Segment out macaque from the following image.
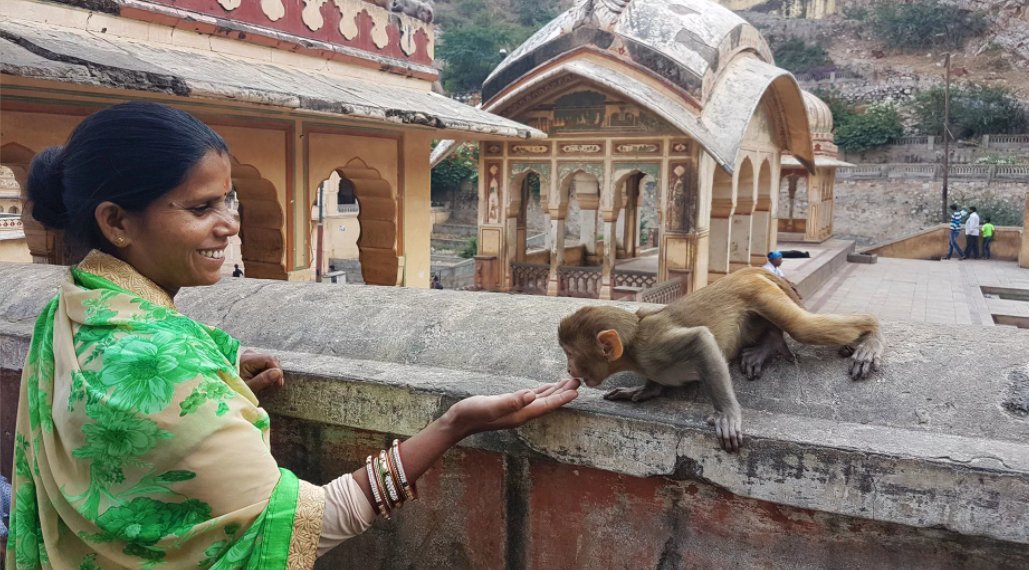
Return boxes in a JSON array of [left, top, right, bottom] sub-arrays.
[[390, 0, 434, 23], [558, 268, 884, 452]]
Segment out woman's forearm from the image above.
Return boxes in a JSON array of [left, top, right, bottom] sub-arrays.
[[350, 412, 466, 506]]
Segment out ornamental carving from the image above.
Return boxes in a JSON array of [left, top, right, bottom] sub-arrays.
[[484, 143, 503, 156], [144, 0, 435, 66], [485, 162, 502, 224], [669, 140, 691, 154], [666, 162, 696, 233], [559, 143, 603, 155], [614, 142, 661, 155], [510, 143, 550, 155]]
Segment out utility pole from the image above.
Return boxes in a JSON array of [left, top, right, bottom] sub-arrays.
[[941, 53, 951, 222]]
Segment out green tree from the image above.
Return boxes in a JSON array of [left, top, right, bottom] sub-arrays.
[[912, 84, 1028, 140], [871, 0, 986, 51], [431, 142, 479, 199], [834, 104, 904, 153], [438, 25, 519, 94]]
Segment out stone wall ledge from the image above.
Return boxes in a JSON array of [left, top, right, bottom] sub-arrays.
[[1, 262, 1028, 548]]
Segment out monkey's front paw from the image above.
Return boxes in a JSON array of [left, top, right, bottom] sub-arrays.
[[705, 410, 744, 452], [847, 335, 884, 380], [604, 383, 663, 402]]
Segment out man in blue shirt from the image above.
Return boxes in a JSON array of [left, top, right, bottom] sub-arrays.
[[945, 204, 966, 260]]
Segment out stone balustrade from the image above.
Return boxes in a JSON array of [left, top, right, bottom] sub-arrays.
[[1, 262, 1028, 567]]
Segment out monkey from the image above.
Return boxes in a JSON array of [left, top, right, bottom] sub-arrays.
[[390, 0, 434, 23], [558, 267, 884, 452]]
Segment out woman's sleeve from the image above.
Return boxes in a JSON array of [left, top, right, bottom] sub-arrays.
[[317, 473, 377, 556]]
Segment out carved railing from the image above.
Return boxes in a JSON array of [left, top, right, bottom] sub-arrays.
[[558, 266, 601, 299], [510, 262, 550, 295], [995, 165, 1029, 179], [0, 215, 23, 231], [638, 278, 687, 305], [613, 269, 657, 290], [896, 135, 930, 145], [838, 164, 1029, 181], [986, 134, 1029, 145]]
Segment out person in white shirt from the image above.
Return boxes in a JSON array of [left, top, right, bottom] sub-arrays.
[[964, 206, 980, 259], [763, 250, 785, 278]]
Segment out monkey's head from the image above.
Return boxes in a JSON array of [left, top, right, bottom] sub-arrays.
[[558, 306, 637, 387]]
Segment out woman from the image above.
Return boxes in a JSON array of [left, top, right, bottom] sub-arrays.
[[7, 102, 579, 568]]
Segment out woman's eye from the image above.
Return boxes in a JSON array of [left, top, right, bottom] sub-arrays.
[[191, 204, 212, 214]]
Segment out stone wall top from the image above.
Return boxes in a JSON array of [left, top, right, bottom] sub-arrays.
[[1, 261, 1028, 545]]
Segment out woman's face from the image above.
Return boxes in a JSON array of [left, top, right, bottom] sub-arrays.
[[121, 150, 239, 296]]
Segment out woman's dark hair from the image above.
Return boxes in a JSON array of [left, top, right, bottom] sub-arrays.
[[26, 101, 229, 248]]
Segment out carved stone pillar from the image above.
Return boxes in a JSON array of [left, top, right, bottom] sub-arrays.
[[708, 197, 735, 280], [730, 194, 755, 271], [547, 216, 566, 296], [599, 209, 618, 300], [750, 194, 773, 266]]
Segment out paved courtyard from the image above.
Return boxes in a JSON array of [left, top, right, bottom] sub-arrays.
[[805, 256, 1029, 327]]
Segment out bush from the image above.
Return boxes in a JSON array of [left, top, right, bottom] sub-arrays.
[[834, 104, 904, 153], [459, 237, 478, 259], [871, 0, 986, 51], [922, 190, 1024, 227], [912, 84, 1029, 140], [774, 38, 833, 77]]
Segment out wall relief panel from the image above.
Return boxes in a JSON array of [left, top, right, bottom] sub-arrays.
[[666, 162, 696, 233]]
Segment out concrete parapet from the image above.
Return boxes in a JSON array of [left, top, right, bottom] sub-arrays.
[[1, 262, 1029, 566], [865, 224, 1024, 262]]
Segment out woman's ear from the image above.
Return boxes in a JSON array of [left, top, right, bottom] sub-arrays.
[[94, 201, 132, 247]]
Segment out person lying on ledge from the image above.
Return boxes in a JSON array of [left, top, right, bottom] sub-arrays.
[[6, 102, 580, 569]]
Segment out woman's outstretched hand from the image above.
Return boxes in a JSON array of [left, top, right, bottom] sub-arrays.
[[442, 378, 581, 438]]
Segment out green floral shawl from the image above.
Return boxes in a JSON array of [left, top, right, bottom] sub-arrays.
[[7, 251, 323, 569]]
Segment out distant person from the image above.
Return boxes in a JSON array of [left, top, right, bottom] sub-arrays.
[[981, 217, 995, 260], [945, 204, 966, 260], [965, 206, 980, 259], [762, 251, 785, 278], [231, 263, 244, 277], [431, 274, 444, 289]]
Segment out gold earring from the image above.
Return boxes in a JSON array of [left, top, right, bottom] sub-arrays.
[[114, 235, 126, 246]]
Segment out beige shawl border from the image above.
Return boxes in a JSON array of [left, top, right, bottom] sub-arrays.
[[288, 479, 326, 569]]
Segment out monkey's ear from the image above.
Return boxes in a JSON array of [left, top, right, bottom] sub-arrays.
[[597, 329, 624, 361]]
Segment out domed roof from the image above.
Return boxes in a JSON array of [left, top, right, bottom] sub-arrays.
[[802, 90, 833, 134], [482, 0, 773, 104]]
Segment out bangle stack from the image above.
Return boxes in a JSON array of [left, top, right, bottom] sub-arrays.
[[365, 439, 417, 519]]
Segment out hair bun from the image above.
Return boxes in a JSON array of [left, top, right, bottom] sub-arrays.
[[26, 146, 69, 230]]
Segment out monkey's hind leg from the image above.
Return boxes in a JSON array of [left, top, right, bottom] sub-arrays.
[[739, 327, 797, 380], [752, 286, 884, 380], [604, 380, 665, 402]]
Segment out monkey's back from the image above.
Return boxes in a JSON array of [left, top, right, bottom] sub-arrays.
[[648, 268, 801, 357]]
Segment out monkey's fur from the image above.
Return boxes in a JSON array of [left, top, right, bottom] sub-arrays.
[[558, 268, 884, 452]]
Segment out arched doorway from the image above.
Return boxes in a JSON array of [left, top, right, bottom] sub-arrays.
[[751, 159, 774, 264], [312, 171, 362, 284], [730, 157, 756, 270], [231, 157, 287, 280], [708, 165, 735, 281], [317, 158, 398, 286]]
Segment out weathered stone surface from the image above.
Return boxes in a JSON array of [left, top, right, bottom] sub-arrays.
[[1, 261, 1028, 549]]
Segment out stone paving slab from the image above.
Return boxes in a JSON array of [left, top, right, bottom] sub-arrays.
[[808, 257, 1029, 327]]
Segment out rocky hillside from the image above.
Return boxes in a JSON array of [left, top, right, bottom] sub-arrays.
[[739, 0, 1029, 103]]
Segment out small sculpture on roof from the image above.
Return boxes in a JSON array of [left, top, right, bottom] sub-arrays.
[[573, 0, 631, 30]]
